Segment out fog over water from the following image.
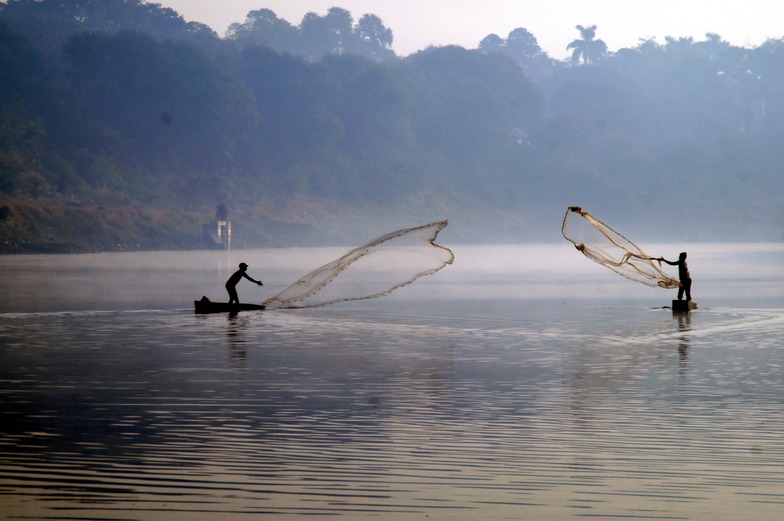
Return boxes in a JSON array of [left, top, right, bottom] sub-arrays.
[[0, 244, 783, 520], [1, 243, 782, 313]]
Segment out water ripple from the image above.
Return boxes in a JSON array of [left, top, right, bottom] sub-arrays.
[[1, 304, 783, 519]]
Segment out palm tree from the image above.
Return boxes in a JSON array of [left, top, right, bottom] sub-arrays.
[[567, 24, 607, 64]]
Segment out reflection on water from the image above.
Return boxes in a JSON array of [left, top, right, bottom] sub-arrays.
[[226, 312, 251, 367], [1, 300, 784, 520], [677, 311, 691, 378]]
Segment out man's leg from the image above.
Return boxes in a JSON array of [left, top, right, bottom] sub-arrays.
[[227, 285, 239, 304]]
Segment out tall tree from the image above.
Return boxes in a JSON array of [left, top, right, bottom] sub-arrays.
[[567, 24, 607, 64], [350, 14, 395, 61], [505, 28, 543, 62], [322, 53, 414, 197], [225, 8, 299, 52], [235, 46, 351, 197], [478, 33, 505, 54], [63, 31, 257, 179], [406, 45, 543, 191], [299, 7, 353, 61], [0, 0, 218, 53], [0, 19, 49, 194], [225, 7, 396, 62], [478, 28, 555, 80]]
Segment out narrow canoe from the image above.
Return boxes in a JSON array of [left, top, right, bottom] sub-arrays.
[[194, 296, 265, 314]]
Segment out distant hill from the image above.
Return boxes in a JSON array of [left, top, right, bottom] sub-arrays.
[[1, 1, 782, 253]]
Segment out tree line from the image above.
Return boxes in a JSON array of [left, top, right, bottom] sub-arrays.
[[1, 0, 783, 242]]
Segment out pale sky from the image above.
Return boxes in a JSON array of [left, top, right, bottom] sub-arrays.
[[157, 0, 784, 59]]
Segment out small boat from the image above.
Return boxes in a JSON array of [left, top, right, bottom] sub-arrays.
[[194, 296, 265, 314]]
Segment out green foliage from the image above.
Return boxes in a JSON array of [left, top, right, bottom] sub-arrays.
[[567, 25, 608, 64], [227, 6, 395, 62], [0, 0, 219, 53], [1, 1, 784, 245], [63, 30, 258, 175], [405, 46, 543, 192]]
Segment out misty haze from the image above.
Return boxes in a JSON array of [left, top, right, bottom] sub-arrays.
[[2, 1, 784, 520], [1, 243, 784, 520], [1, 0, 783, 250]]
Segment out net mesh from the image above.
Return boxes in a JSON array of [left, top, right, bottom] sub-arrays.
[[561, 206, 680, 289], [263, 220, 454, 309]]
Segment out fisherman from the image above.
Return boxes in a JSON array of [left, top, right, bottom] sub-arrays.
[[657, 252, 691, 301], [226, 263, 263, 305]]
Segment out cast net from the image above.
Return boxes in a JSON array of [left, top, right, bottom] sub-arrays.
[[263, 220, 454, 309], [561, 206, 679, 289]]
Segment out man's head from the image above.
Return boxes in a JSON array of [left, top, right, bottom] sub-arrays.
[[239, 262, 248, 270], [679, 252, 687, 260]]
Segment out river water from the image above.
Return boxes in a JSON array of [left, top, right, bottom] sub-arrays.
[[1, 243, 783, 520]]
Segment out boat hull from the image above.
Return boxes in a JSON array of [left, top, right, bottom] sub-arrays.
[[194, 297, 265, 314]]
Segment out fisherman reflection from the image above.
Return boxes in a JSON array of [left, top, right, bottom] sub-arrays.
[[227, 313, 250, 368], [676, 312, 691, 378], [226, 262, 263, 305]]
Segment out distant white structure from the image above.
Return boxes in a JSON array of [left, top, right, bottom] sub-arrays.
[[203, 219, 232, 250], [217, 220, 231, 250]]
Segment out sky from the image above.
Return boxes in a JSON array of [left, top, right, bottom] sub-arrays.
[[156, 0, 784, 59]]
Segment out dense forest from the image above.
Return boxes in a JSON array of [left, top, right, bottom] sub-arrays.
[[1, 0, 783, 252]]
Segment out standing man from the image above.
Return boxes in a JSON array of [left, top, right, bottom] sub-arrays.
[[658, 252, 691, 301], [226, 263, 262, 305]]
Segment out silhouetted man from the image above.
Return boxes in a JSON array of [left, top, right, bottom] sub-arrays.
[[658, 252, 691, 301], [226, 263, 262, 305]]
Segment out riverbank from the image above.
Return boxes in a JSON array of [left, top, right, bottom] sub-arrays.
[[0, 201, 323, 253], [0, 195, 532, 254]]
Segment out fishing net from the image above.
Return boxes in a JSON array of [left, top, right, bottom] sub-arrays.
[[263, 220, 454, 309], [561, 206, 680, 289]]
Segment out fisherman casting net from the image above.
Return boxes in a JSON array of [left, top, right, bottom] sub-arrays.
[[561, 206, 679, 289], [263, 220, 454, 309]]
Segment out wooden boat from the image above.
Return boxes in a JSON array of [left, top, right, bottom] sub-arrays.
[[194, 296, 265, 314]]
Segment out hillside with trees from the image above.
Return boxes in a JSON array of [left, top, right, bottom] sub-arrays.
[[1, 0, 783, 252]]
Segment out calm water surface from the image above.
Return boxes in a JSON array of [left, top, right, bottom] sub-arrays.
[[1, 244, 783, 520]]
